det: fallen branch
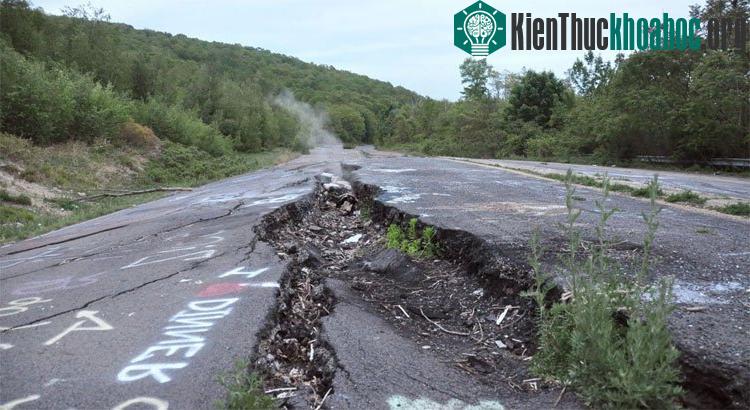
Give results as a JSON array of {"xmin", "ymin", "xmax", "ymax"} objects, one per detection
[
  {"xmin": 420, "ymin": 308, "xmax": 471, "ymax": 336},
  {"xmin": 77, "ymin": 187, "xmax": 192, "ymax": 202},
  {"xmin": 553, "ymin": 385, "xmax": 567, "ymax": 407},
  {"xmin": 314, "ymin": 388, "xmax": 332, "ymax": 410}
]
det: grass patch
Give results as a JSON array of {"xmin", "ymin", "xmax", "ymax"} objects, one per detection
[
  {"xmin": 386, "ymin": 218, "xmax": 438, "ymax": 258},
  {"xmin": 526, "ymin": 171, "xmax": 682, "ymax": 408},
  {"xmin": 0, "ymin": 193, "xmax": 164, "ymax": 243},
  {"xmin": 0, "ymin": 189, "xmax": 32, "ymax": 205},
  {"xmin": 714, "ymin": 202, "xmax": 750, "ymax": 216},
  {"xmin": 217, "ymin": 360, "xmax": 275, "ymax": 410},
  {"xmin": 0, "ymin": 133, "xmax": 297, "ymax": 244},
  {"xmin": 631, "ymin": 179, "xmax": 664, "ymax": 197},
  {"xmin": 665, "ymin": 190, "xmax": 707, "ymax": 205}
]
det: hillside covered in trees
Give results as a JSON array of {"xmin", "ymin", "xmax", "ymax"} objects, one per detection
[
  {"xmin": 1, "ymin": 0, "xmax": 748, "ymax": 166},
  {"xmin": 0, "ymin": 0, "xmax": 420, "ymax": 155}
]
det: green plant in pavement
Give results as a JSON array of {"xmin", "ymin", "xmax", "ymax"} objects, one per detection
[
  {"xmin": 527, "ymin": 170, "xmax": 682, "ymax": 408},
  {"xmin": 216, "ymin": 360, "xmax": 275, "ymax": 410},
  {"xmin": 386, "ymin": 218, "xmax": 438, "ymax": 258}
]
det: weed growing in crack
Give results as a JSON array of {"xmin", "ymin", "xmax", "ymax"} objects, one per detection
[
  {"xmin": 387, "ymin": 218, "xmax": 438, "ymax": 258},
  {"xmin": 216, "ymin": 360, "xmax": 275, "ymax": 410},
  {"xmin": 527, "ymin": 170, "xmax": 682, "ymax": 408}
]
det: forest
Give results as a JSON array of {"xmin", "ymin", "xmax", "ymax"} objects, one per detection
[
  {"xmin": 379, "ymin": 2, "xmax": 749, "ymax": 163},
  {"xmin": 0, "ymin": 0, "xmax": 748, "ymax": 167},
  {"xmin": 0, "ymin": 0, "xmax": 419, "ymax": 156}
]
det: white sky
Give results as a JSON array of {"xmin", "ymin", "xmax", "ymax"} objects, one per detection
[{"xmin": 34, "ymin": 0, "xmax": 697, "ymax": 100}]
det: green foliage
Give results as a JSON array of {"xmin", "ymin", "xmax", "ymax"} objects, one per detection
[
  {"xmin": 665, "ymin": 190, "xmax": 707, "ymax": 205},
  {"xmin": 216, "ymin": 360, "xmax": 275, "ymax": 410},
  {"xmin": 0, "ymin": 189, "xmax": 32, "ymax": 205},
  {"xmin": 715, "ymin": 202, "xmax": 750, "ymax": 216},
  {"xmin": 142, "ymin": 141, "xmax": 289, "ymax": 186},
  {"xmin": 385, "ymin": 218, "xmax": 438, "ymax": 258},
  {"xmin": 631, "ymin": 179, "xmax": 664, "ymax": 198},
  {"xmin": 0, "ymin": 204, "xmax": 35, "ymax": 223},
  {"xmin": 528, "ymin": 172, "xmax": 682, "ymax": 408},
  {"xmin": 0, "ymin": 42, "xmax": 129, "ymax": 144},
  {"xmin": 568, "ymin": 51, "xmax": 617, "ymax": 96},
  {"xmin": 459, "ymin": 58, "xmax": 493, "ymax": 101},
  {"xmin": 132, "ymin": 99, "xmax": 231, "ymax": 156},
  {"xmin": 506, "ymin": 71, "xmax": 570, "ymax": 129}
]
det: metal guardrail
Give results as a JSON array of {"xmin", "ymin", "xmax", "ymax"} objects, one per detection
[{"xmin": 636, "ymin": 156, "xmax": 750, "ymax": 168}]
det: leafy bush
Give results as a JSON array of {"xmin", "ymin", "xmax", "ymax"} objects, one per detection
[
  {"xmin": 118, "ymin": 120, "xmax": 160, "ymax": 149},
  {"xmin": 527, "ymin": 171, "xmax": 682, "ymax": 408},
  {"xmin": 0, "ymin": 42, "xmax": 129, "ymax": 144},
  {"xmin": 131, "ymin": 99, "xmax": 231, "ymax": 156}
]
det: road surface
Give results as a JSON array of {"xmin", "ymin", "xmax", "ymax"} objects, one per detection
[
  {"xmin": 458, "ymin": 158, "xmax": 750, "ymax": 201},
  {"xmin": 1, "ymin": 146, "xmax": 748, "ymax": 409}
]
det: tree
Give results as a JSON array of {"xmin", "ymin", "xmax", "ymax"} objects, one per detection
[
  {"xmin": 506, "ymin": 71, "xmax": 568, "ymax": 128},
  {"xmin": 459, "ymin": 58, "xmax": 492, "ymax": 101},
  {"xmin": 568, "ymin": 51, "xmax": 617, "ymax": 96}
]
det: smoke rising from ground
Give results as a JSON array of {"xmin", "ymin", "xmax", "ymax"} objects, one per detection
[{"xmin": 272, "ymin": 90, "xmax": 340, "ymax": 148}]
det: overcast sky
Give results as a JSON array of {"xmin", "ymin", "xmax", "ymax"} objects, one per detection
[{"xmin": 34, "ymin": 0, "xmax": 696, "ymax": 100}]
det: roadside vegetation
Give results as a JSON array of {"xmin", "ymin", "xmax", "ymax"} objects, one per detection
[
  {"xmin": 0, "ymin": 0, "xmax": 420, "ymax": 243},
  {"xmin": 526, "ymin": 171, "xmax": 682, "ymax": 408},
  {"xmin": 0, "ymin": 132, "xmax": 293, "ymax": 243},
  {"xmin": 375, "ymin": 1, "xmax": 749, "ymax": 169}
]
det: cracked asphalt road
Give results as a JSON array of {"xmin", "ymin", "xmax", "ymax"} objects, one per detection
[
  {"xmin": 1, "ymin": 146, "xmax": 748, "ymax": 409},
  {"xmin": 0, "ymin": 147, "xmax": 358, "ymax": 409}
]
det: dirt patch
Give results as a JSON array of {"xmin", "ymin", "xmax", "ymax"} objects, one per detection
[{"xmin": 250, "ymin": 175, "xmax": 555, "ymax": 408}]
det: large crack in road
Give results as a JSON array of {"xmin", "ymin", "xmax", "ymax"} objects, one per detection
[{"xmin": 1, "ymin": 145, "xmax": 747, "ymax": 409}]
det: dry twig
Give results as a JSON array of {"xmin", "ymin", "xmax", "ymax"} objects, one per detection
[{"xmin": 419, "ymin": 308, "xmax": 471, "ymax": 336}]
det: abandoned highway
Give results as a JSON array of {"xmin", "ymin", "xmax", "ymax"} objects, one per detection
[{"xmin": 1, "ymin": 146, "xmax": 748, "ymax": 409}]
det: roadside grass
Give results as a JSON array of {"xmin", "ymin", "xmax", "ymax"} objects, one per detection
[
  {"xmin": 216, "ymin": 360, "xmax": 275, "ymax": 410},
  {"xmin": 386, "ymin": 218, "xmax": 438, "ymax": 258},
  {"xmin": 0, "ymin": 133, "xmax": 298, "ymax": 244},
  {"xmin": 665, "ymin": 190, "xmax": 707, "ymax": 205},
  {"xmin": 526, "ymin": 171, "xmax": 682, "ymax": 408},
  {"xmin": 0, "ymin": 193, "xmax": 164, "ymax": 243},
  {"xmin": 714, "ymin": 202, "xmax": 750, "ymax": 216},
  {"xmin": 0, "ymin": 189, "xmax": 32, "ymax": 205}
]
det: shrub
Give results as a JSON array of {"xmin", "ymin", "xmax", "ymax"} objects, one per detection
[
  {"xmin": 118, "ymin": 120, "xmax": 160, "ymax": 149},
  {"xmin": 527, "ymin": 171, "xmax": 682, "ymax": 408},
  {"xmin": 132, "ymin": 99, "xmax": 231, "ymax": 156},
  {"xmin": 0, "ymin": 42, "xmax": 129, "ymax": 144}
]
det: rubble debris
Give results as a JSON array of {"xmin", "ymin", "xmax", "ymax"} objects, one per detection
[{"xmin": 249, "ymin": 174, "xmax": 548, "ymax": 408}]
